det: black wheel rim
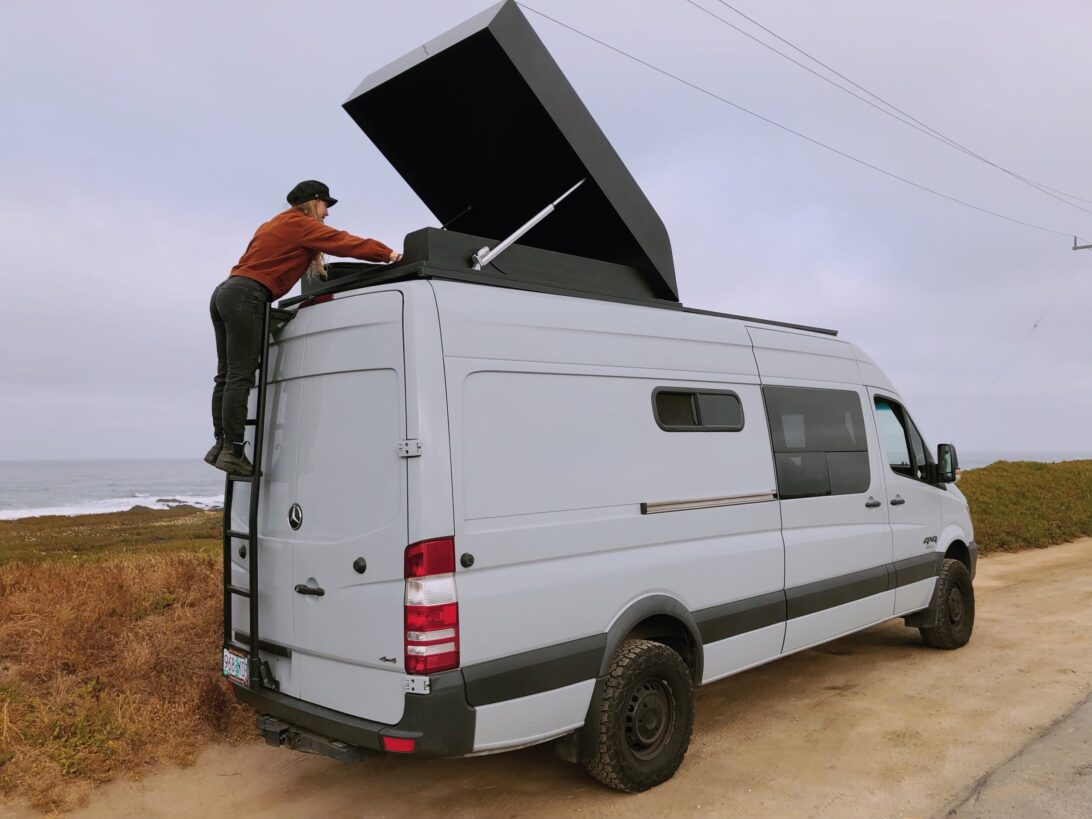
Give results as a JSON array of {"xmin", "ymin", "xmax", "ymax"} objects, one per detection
[
  {"xmin": 947, "ymin": 582, "xmax": 965, "ymax": 626},
  {"xmin": 625, "ymin": 678, "xmax": 676, "ymax": 760}
]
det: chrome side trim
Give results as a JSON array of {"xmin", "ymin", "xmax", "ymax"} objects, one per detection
[{"xmin": 640, "ymin": 491, "xmax": 779, "ymax": 514}]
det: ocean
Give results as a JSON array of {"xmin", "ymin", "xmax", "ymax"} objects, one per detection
[
  {"xmin": 0, "ymin": 451, "xmax": 1090, "ymax": 521},
  {"xmin": 0, "ymin": 459, "xmax": 225, "ymax": 521}
]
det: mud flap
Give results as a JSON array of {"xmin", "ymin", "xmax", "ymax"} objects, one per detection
[
  {"xmin": 903, "ymin": 578, "xmax": 942, "ymax": 628},
  {"xmin": 553, "ymin": 675, "xmax": 606, "ymax": 765}
]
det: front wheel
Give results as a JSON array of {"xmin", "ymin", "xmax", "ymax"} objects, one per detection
[
  {"xmin": 920, "ymin": 558, "xmax": 975, "ymax": 649},
  {"xmin": 584, "ymin": 639, "xmax": 693, "ymax": 792}
]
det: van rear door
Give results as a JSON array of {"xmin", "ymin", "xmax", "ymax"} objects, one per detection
[{"xmin": 238, "ymin": 290, "xmax": 410, "ymax": 726}]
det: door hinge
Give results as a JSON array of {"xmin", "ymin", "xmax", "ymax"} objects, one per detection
[
  {"xmin": 403, "ymin": 675, "xmax": 430, "ymax": 695},
  {"xmin": 397, "ymin": 439, "xmax": 423, "ymax": 458}
]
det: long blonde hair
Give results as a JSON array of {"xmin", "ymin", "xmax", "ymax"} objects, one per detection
[{"xmin": 294, "ymin": 200, "xmax": 328, "ymax": 280}]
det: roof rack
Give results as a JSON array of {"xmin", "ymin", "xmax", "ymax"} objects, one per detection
[{"xmin": 284, "ymin": 228, "xmax": 837, "ymax": 337}]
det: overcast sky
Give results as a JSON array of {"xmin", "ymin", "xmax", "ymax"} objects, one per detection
[{"xmin": 2, "ymin": 0, "xmax": 1091, "ymax": 460}]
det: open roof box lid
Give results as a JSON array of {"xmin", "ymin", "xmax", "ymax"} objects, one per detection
[{"xmin": 340, "ymin": 0, "xmax": 678, "ymax": 303}]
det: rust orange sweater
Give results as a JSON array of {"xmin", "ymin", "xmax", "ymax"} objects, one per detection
[{"xmin": 229, "ymin": 209, "xmax": 394, "ymax": 299}]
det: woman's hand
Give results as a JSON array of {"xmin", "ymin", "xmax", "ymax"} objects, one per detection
[{"xmin": 388, "ymin": 251, "xmax": 403, "ymax": 263}]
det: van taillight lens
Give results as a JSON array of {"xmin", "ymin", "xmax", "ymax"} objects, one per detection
[
  {"xmin": 405, "ymin": 538, "xmax": 456, "ymax": 578},
  {"xmin": 404, "ymin": 537, "xmax": 458, "ymax": 674}
]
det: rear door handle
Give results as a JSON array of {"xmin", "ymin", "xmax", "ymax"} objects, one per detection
[
  {"xmin": 890, "ymin": 496, "xmax": 906, "ymax": 506},
  {"xmin": 865, "ymin": 497, "xmax": 882, "ymax": 508},
  {"xmin": 294, "ymin": 584, "xmax": 325, "ymax": 597}
]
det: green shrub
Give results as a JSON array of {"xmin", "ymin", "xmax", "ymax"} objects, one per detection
[{"xmin": 959, "ymin": 460, "xmax": 1092, "ymax": 553}]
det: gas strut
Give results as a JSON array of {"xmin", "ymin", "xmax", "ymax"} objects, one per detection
[{"xmin": 470, "ymin": 178, "xmax": 586, "ymax": 270}]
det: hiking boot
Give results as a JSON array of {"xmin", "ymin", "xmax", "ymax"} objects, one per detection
[
  {"xmin": 204, "ymin": 439, "xmax": 224, "ymax": 467},
  {"xmin": 215, "ymin": 448, "xmax": 254, "ymax": 477}
]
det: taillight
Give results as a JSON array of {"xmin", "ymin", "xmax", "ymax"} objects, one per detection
[
  {"xmin": 381, "ymin": 736, "xmax": 416, "ymax": 753},
  {"xmin": 404, "ymin": 537, "xmax": 459, "ymax": 674}
]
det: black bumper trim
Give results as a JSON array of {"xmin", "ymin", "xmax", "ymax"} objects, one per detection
[{"xmin": 232, "ymin": 669, "xmax": 475, "ymax": 757}]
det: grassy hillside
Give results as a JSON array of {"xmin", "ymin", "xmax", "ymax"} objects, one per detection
[
  {"xmin": 959, "ymin": 460, "xmax": 1092, "ymax": 553},
  {"xmin": 0, "ymin": 461, "xmax": 1089, "ymax": 810}
]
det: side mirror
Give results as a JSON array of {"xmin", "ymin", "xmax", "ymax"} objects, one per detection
[{"xmin": 937, "ymin": 443, "xmax": 959, "ymax": 483}]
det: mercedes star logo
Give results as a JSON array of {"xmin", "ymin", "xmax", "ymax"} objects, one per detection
[{"xmin": 288, "ymin": 503, "xmax": 303, "ymax": 530}]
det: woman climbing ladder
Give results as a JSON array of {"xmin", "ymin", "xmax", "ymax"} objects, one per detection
[{"xmin": 207, "ymin": 180, "xmax": 401, "ymax": 476}]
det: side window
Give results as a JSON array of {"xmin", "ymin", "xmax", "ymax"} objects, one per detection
[
  {"xmin": 763, "ymin": 386, "xmax": 870, "ymax": 500},
  {"xmin": 906, "ymin": 417, "xmax": 930, "ymax": 480},
  {"xmin": 874, "ymin": 399, "xmax": 913, "ymax": 478},
  {"xmin": 653, "ymin": 389, "xmax": 744, "ymax": 431},
  {"xmin": 874, "ymin": 397, "xmax": 932, "ymax": 481}
]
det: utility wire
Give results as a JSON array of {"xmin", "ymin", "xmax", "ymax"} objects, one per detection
[
  {"xmin": 517, "ymin": 3, "xmax": 1081, "ymax": 240},
  {"xmin": 972, "ymin": 253, "xmax": 1088, "ymax": 409},
  {"xmin": 699, "ymin": 0, "xmax": 1092, "ymax": 215}
]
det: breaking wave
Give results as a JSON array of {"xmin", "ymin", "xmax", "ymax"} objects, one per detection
[{"xmin": 0, "ymin": 494, "xmax": 224, "ymax": 521}]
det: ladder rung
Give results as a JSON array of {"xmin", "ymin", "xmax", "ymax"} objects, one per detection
[
  {"xmin": 270, "ymin": 307, "xmax": 295, "ymax": 322},
  {"xmin": 228, "ymin": 474, "xmax": 254, "ymax": 483},
  {"xmin": 245, "ymin": 418, "xmax": 258, "ymax": 425},
  {"xmin": 224, "ymin": 640, "xmax": 250, "ymax": 654},
  {"xmin": 225, "ymin": 584, "xmax": 251, "ymax": 598},
  {"xmin": 225, "ymin": 529, "xmax": 250, "ymax": 540}
]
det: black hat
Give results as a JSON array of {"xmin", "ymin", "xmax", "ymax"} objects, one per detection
[{"xmin": 287, "ymin": 180, "xmax": 337, "ymax": 207}]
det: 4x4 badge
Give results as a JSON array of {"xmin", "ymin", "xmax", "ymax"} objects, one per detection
[{"xmin": 288, "ymin": 503, "xmax": 303, "ymax": 530}]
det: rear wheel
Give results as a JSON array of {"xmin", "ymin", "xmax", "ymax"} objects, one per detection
[
  {"xmin": 584, "ymin": 639, "xmax": 693, "ymax": 792},
  {"xmin": 920, "ymin": 558, "xmax": 975, "ymax": 649}
]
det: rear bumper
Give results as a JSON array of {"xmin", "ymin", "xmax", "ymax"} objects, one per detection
[{"xmin": 231, "ymin": 669, "xmax": 476, "ymax": 758}]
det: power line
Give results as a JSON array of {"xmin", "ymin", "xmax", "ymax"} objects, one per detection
[
  {"xmin": 972, "ymin": 253, "xmax": 1088, "ymax": 410},
  {"xmin": 698, "ymin": 0, "xmax": 1092, "ymax": 217},
  {"xmin": 517, "ymin": 3, "xmax": 1082, "ymax": 240}
]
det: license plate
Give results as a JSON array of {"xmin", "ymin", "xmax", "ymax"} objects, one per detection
[{"xmin": 223, "ymin": 647, "xmax": 250, "ymax": 686}]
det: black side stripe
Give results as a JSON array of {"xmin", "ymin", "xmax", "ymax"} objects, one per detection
[
  {"xmin": 462, "ymin": 634, "xmax": 606, "ymax": 707},
  {"xmin": 694, "ymin": 591, "xmax": 785, "ymax": 644},
  {"xmin": 786, "ymin": 564, "xmax": 891, "ymax": 620},
  {"xmin": 461, "ymin": 554, "xmax": 942, "ymax": 707},
  {"xmin": 894, "ymin": 552, "xmax": 943, "ymax": 587}
]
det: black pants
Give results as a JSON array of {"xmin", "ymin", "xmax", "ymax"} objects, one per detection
[{"xmin": 210, "ymin": 276, "xmax": 271, "ymax": 448}]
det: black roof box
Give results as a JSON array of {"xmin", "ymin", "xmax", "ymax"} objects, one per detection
[{"xmin": 343, "ymin": 0, "xmax": 678, "ymax": 302}]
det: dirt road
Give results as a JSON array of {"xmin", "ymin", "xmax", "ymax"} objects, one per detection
[{"xmin": 18, "ymin": 539, "xmax": 1092, "ymax": 818}]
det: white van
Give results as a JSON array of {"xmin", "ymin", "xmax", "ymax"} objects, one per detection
[
  {"xmin": 226, "ymin": 273, "xmax": 975, "ymax": 792},
  {"xmin": 222, "ymin": 1, "xmax": 976, "ymax": 793}
]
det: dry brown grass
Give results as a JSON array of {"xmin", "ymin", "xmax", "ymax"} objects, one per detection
[{"xmin": 0, "ymin": 551, "xmax": 254, "ymax": 812}]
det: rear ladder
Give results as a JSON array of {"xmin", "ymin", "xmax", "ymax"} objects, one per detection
[{"xmin": 222, "ymin": 302, "xmax": 295, "ymax": 690}]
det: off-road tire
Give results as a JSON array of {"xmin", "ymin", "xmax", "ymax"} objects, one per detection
[
  {"xmin": 920, "ymin": 558, "xmax": 975, "ymax": 649},
  {"xmin": 584, "ymin": 639, "xmax": 693, "ymax": 793}
]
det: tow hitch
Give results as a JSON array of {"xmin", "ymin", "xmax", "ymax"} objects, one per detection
[{"xmin": 256, "ymin": 715, "xmax": 374, "ymax": 764}]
